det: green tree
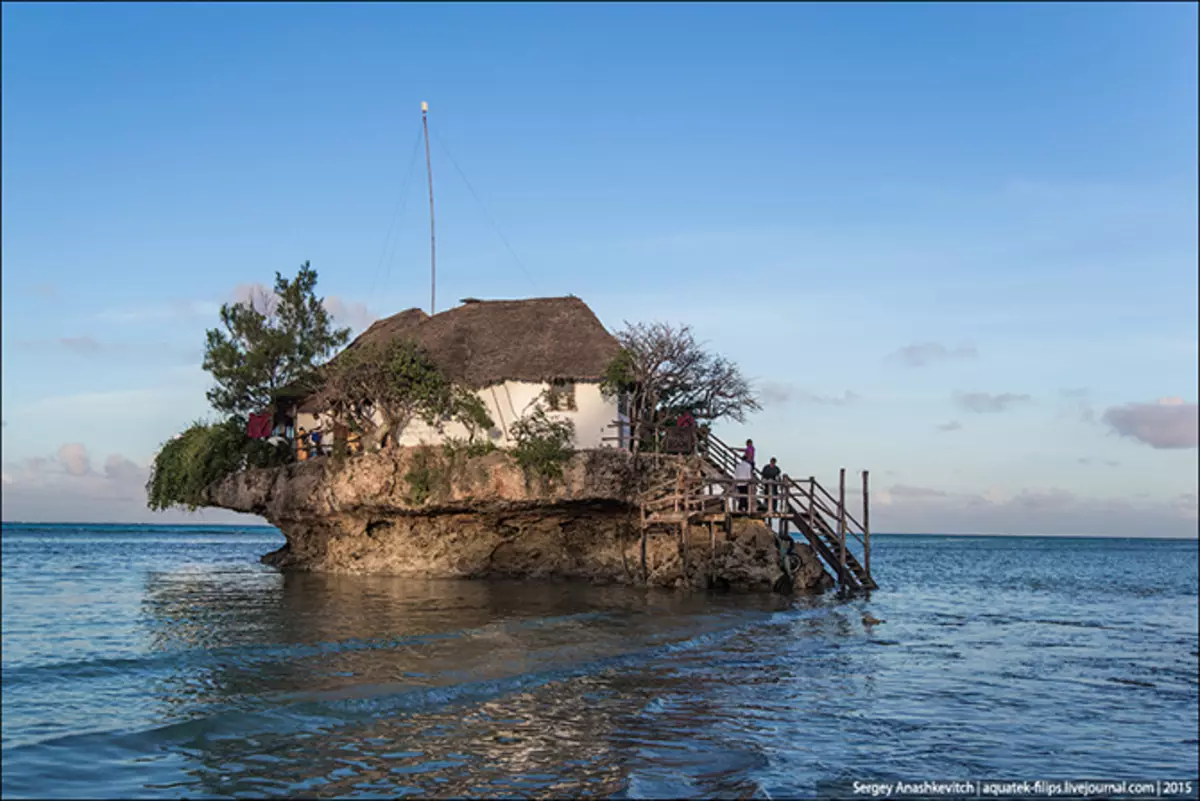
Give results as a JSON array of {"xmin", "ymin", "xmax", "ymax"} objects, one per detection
[
  {"xmin": 317, "ymin": 338, "xmax": 494, "ymax": 450},
  {"xmin": 202, "ymin": 262, "xmax": 351, "ymax": 417},
  {"xmin": 148, "ymin": 262, "xmax": 347, "ymax": 511}
]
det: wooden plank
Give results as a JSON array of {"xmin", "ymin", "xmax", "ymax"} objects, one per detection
[
  {"xmin": 838, "ymin": 468, "xmax": 847, "ymax": 590},
  {"xmin": 640, "ymin": 504, "xmax": 648, "ymax": 583},
  {"xmin": 862, "ymin": 469, "xmax": 871, "ymax": 582}
]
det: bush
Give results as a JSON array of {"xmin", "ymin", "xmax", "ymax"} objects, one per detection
[
  {"xmin": 442, "ymin": 436, "xmax": 497, "ymax": 460},
  {"xmin": 510, "ymin": 406, "xmax": 575, "ymax": 483},
  {"xmin": 147, "ymin": 419, "xmax": 248, "ymax": 511},
  {"xmin": 147, "ymin": 418, "xmax": 293, "ymax": 511},
  {"xmin": 403, "ymin": 445, "xmax": 443, "ymax": 505}
]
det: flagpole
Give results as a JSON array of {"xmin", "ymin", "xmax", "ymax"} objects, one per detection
[{"xmin": 421, "ymin": 101, "xmax": 436, "ymax": 315}]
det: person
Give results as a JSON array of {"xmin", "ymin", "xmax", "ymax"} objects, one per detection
[
  {"xmin": 741, "ymin": 438, "xmax": 756, "ymax": 469},
  {"xmin": 309, "ymin": 427, "xmax": 323, "ymax": 457},
  {"xmin": 733, "ymin": 457, "xmax": 753, "ymax": 513},
  {"xmin": 761, "ymin": 457, "xmax": 781, "ymax": 513},
  {"xmin": 676, "ymin": 410, "xmax": 695, "ymax": 429},
  {"xmin": 296, "ymin": 427, "xmax": 309, "ymax": 461}
]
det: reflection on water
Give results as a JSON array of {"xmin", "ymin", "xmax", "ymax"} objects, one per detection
[{"xmin": 2, "ymin": 528, "xmax": 1198, "ymax": 798}]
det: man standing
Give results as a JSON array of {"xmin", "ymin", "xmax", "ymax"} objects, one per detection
[{"xmin": 761, "ymin": 457, "xmax": 781, "ymax": 513}]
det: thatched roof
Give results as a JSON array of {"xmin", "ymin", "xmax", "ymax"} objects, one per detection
[{"xmin": 306, "ymin": 296, "xmax": 621, "ymax": 398}]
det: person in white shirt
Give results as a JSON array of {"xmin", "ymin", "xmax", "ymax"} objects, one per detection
[{"xmin": 733, "ymin": 458, "xmax": 753, "ymax": 513}]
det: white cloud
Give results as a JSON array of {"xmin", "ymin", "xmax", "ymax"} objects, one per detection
[
  {"xmin": 1102, "ymin": 398, "xmax": 1198, "ymax": 450},
  {"xmin": 873, "ymin": 482, "xmax": 1197, "ymax": 538},
  {"xmin": 57, "ymin": 443, "xmax": 92, "ymax": 477},
  {"xmin": 886, "ymin": 342, "xmax": 978, "ymax": 368},
  {"xmin": 97, "ymin": 300, "xmax": 220, "ymax": 323},
  {"xmin": 954, "ymin": 391, "xmax": 1031, "ymax": 413},
  {"xmin": 323, "ymin": 295, "xmax": 377, "ymax": 333},
  {"xmin": 794, "ymin": 389, "xmax": 860, "ymax": 407},
  {"xmin": 1, "ymin": 442, "xmax": 263, "ymax": 525}
]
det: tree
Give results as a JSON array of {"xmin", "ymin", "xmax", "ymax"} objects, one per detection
[
  {"xmin": 601, "ymin": 321, "xmax": 760, "ymax": 453},
  {"xmin": 316, "ymin": 338, "xmax": 494, "ymax": 450},
  {"xmin": 202, "ymin": 262, "xmax": 351, "ymax": 418}
]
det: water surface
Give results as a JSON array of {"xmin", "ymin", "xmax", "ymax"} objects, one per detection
[{"xmin": 2, "ymin": 524, "xmax": 1197, "ymax": 798}]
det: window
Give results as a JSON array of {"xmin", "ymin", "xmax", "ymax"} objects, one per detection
[{"xmin": 546, "ymin": 381, "xmax": 577, "ymax": 411}]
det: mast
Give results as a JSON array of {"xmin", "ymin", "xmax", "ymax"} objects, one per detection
[{"xmin": 421, "ymin": 101, "xmax": 436, "ymax": 315}]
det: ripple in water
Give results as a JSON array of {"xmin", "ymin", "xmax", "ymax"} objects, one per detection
[{"xmin": 2, "ymin": 525, "xmax": 1198, "ymax": 798}]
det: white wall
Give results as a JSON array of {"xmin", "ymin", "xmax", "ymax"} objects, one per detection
[{"xmin": 296, "ymin": 380, "xmax": 621, "ymax": 451}]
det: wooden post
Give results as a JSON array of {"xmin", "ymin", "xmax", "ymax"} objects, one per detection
[
  {"xmin": 640, "ymin": 507, "xmax": 648, "ymax": 583},
  {"xmin": 862, "ymin": 469, "xmax": 870, "ymax": 581},
  {"xmin": 808, "ymin": 476, "xmax": 816, "ymax": 538},
  {"xmin": 838, "ymin": 468, "xmax": 847, "ymax": 589},
  {"xmin": 679, "ymin": 519, "xmax": 689, "ymax": 585},
  {"xmin": 709, "ymin": 520, "xmax": 716, "ymax": 584}
]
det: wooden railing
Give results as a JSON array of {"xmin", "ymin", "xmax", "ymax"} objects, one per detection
[{"xmin": 613, "ymin": 421, "xmax": 876, "ymax": 592}]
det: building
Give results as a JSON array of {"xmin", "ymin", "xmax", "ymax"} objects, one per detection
[{"xmin": 282, "ymin": 296, "xmax": 627, "ymax": 450}]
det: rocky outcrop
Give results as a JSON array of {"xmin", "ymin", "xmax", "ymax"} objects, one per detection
[{"xmin": 203, "ymin": 446, "xmax": 832, "ymax": 593}]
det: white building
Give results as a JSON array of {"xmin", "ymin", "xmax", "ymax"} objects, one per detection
[{"xmin": 285, "ymin": 296, "xmax": 627, "ymax": 451}]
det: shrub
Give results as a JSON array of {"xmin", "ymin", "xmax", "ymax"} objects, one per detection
[
  {"xmin": 147, "ymin": 419, "xmax": 249, "ymax": 511},
  {"xmin": 510, "ymin": 405, "xmax": 575, "ymax": 483},
  {"xmin": 403, "ymin": 445, "xmax": 443, "ymax": 505}
]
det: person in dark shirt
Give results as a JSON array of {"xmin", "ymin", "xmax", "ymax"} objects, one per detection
[{"xmin": 761, "ymin": 457, "xmax": 781, "ymax": 513}]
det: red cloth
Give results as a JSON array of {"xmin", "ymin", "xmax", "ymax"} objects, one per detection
[{"xmin": 247, "ymin": 412, "xmax": 273, "ymax": 439}]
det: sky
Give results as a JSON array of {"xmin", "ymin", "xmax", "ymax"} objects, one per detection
[{"xmin": 1, "ymin": 2, "xmax": 1197, "ymax": 536}]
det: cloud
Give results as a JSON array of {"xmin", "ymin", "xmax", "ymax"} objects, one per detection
[
  {"xmin": 1077, "ymin": 457, "xmax": 1121, "ymax": 467},
  {"xmin": 795, "ymin": 390, "xmax": 860, "ymax": 407},
  {"xmin": 11, "ymin": 336, "xmax": 107, "ymax": 355},
  {"xmin": 936, "ymin": 420, "xmax": 962, "ymax": 432},
  {"xmin": 1, "ymin": 443, "xmax": 262, "ymax": 525},
  {"xmin": 97, "ymin": 299, "xmax": 220, "ymax": 323},
  {"xmin": 95, "ymin": 282, "xmax": 375, "ymax": 336},
  {"xmin": 886, "ymin": 342, "xmax": 978, "ymax": 368},
  {"xmin": 874, "ymin": 482, "xmax": 1198, "ymax": 538},
  {"xmin": 60, "ymin": 336, "xmax": 103, "ymax": 355},
  {"xmin": 228, "ymin": 285, "xmax": 375, "ymax": 333},
  {"xmin": 1101, "ymin": 398, "xmax": 1198, "ymax": 449},
  {"xmin": 1058, "ymin": 388, "xmax": 1096, "ymax": 424},
  {"xmin": 56, "ymin": 443, "xmax": 93, "ymax": 477},
  {"xmin": 758, "ymin": 382, "xmax": 794, "ymax": 405},
  {"xmin": 228, "ymin": 283, "xmax": 279, "ymax": 315},
  {"xmin": 954, "ymin": 391, "xmax": 1031, "ymax": 413},
  {"xmin": 323, "ymin": 295, "xmax": 377, "ymax": 333},
  {"xmin": 889, "ymin": 484, "xmax": 948, "ymax": 499}
]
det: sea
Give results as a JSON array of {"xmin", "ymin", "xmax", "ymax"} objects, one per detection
[{"xmin": 1, "ymin": 523, "xmax": 1197, "ymax": 799}]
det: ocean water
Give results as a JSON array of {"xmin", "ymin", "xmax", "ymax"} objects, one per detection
[{"xmin": 1, "ymin": 524, "xmax": 1197, "ymax": 799}]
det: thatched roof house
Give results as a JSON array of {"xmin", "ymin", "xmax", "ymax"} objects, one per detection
[
  {"xmin": 336, "ymin": 296, "xmax": 620, "ymax": 388},
  {"xmin": 283, "ymin": 296, "xmax": 626, "ymax": 451}
]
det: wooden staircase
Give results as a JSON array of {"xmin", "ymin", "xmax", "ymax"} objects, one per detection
[{"xmin": 693, "ymin": 431, "xmax": 878, "ymax": 592}]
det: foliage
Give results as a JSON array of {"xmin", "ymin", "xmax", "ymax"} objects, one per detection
[
  {"xmin": 510, "ymin": 403, "xmax": 575, "ymax": 483},
  {"xmin": 403, "ymin": 446, "xmax": 446, "ymax": 505},
  {"xmin": 318, "ymin": 338, "xmax": 494, "ymax": 449},
  {"xmin": 202, "ymin": 262, "xmax": 350, "ymax": 417},
  {"xmin": 442, "ymin": 436, "xmax": 498, "ymax": 460},
  {"xmin": 146, "ymin": 418, "xmax": 290, "ymax": 511},
  {"xmin": 600, "ymin": 321, "xmax": 760, "ymax": 453}
]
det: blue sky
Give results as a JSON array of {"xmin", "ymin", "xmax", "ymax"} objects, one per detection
[{"xmin": 2, "ymin": 2, "xmax": 1196, "ymax": 534}]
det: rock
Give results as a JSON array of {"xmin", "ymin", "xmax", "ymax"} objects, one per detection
[{"xmin": 204, "ymin": 446, "xmax": 832, "ymax": 593}]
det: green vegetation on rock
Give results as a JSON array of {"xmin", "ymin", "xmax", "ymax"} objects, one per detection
[{"xmin": 510, "ymin": 404, "xmax": 575, "ymax": 483}]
